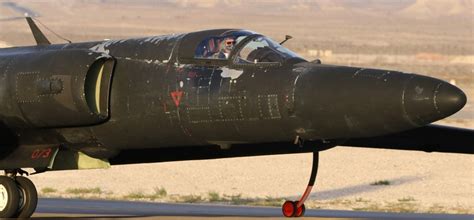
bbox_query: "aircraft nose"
[403,75,466,126]
[434,82,466,116]
[292,64,468,139]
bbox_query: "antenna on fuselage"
[279,35,293,45]
[25,16,50,45]
[25,14,72,45]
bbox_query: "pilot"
[214,37,235,59]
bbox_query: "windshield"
[235,36,302,64]
[194,30,253,60]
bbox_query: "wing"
[342,124,474,154]
[110,125,472,165]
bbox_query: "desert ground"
[0,0,473,214]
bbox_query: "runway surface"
[33,198,473,219]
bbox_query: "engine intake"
[0,49,115,128]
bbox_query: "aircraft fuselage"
[0,29,467,161]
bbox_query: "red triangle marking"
[170,91,183,107]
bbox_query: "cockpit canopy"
[178,29,304,65]
[194,30,252,60]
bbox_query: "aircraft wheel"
[295,202,305,217]
[282,200,296,217]
[0,176,20,218]
[14,176,38,218]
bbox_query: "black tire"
[0,176,20,218]
[14,176,38,218]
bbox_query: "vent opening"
[85,58,114,117]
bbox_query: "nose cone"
[403,75,467,126]
[435,82,467,116]
[292,64,469,139]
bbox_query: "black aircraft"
[0,18,472,218]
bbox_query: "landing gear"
[15,176,38,217]
[0,176,20,218]
[282,151,318,218]
[282,200,305,217]
[0,170,38,218]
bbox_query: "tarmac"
[32,198,473,220]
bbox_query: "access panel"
[8,49,115,127]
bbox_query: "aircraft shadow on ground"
[288,175,422,200]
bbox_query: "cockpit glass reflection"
[235,36,302,63]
